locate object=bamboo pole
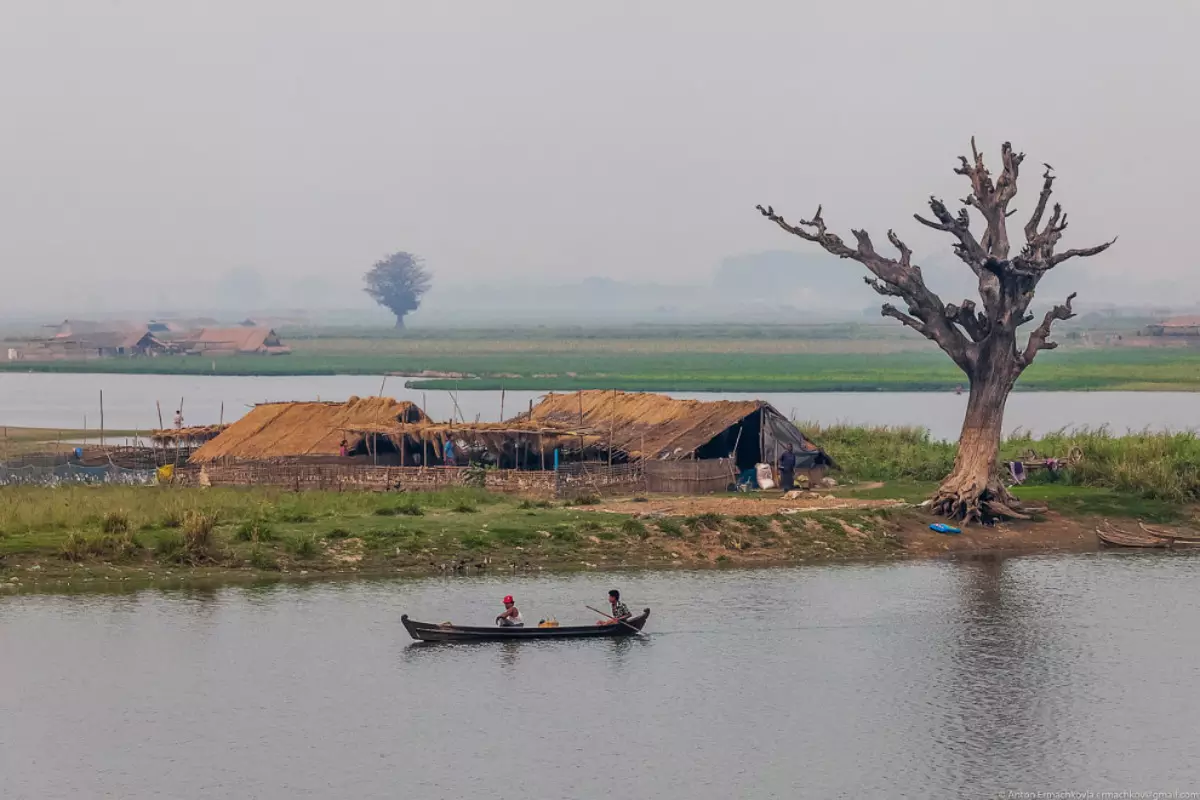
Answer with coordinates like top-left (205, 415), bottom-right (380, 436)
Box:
top-left (500, 388), bottom-right (505, 422)
top-left (577, 390), bottom-right (585, 462)
top-left (99, 389), bottom-right (105, 448)
top-left (156, 400), bottom-right (164, 430)
top-left (220, 402), bottom-right (224, 426)
top-left (608, 389), bottom-right (615, 469)
top-left (2, 426), bottom-right (7, 466)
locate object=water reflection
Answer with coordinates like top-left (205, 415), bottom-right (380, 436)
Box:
top-left (7, 558), bottom-right (1200, 798)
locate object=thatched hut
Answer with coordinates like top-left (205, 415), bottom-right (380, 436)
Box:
top-left (522, 390), bottom-right (833, 472)
top-left (189, 397), bottom-right (428, 463)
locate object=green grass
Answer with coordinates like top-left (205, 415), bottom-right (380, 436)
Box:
top-left (3, 328), bottom-right (1199, 391)
top-left (813, 425), bottom-right (1200, 505)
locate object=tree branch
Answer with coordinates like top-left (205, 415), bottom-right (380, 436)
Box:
top-left (756, 202), bottom-right (972, 369)
top-left (1022, 292), bottom-right (1076, 365)
top-left (881, 303), bottom-right (925, 334)
top-left (914, 197), bottom-right (986, 275)
top-left (944, 299), bottom-right (989, 342)
top-left (1049, 238), bottom-right (1118, 267)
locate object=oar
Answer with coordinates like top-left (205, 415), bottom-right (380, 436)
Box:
top-left (586, 605), bottom-right (642, 635)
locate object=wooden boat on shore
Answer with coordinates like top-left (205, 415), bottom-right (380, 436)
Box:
top-left (402, 609), bottom-right (651, 643)
top-left (1139, 522), bottom-right (1200, 543)
top-left (1096, 522), bottom-right (1169, 549)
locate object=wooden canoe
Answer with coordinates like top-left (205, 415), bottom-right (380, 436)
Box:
top-left (402, 609), bottom-right (650, 643)
top-left (1139, 522), bottom-right (1200, 543)
top-left (1096, 523), bottom-right (1170, 549)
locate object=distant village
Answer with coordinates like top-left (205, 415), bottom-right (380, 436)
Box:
top-left (5, 318), bottom-right (290, 362)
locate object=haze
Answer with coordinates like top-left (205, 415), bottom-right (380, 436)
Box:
top-left (2, 0), bottom-right (1196, 321)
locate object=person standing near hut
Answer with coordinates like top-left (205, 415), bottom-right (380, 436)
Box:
top-left (778, 443), bottom-right (797, 492)
top-left (443, 438), bottom-right (456, 466)
top-left (339, 439), bottom-right (348, 457)
top-left (173, 409), bottom-right (184, 430)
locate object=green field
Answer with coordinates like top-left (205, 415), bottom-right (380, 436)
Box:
top-left (3, 325), bottom-right (1198, 392)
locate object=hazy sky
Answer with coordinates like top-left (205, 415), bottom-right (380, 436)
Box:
top-left (3, 0), bottom-right (1197, 313)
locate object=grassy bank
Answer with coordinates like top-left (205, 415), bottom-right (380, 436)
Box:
top-left (3, 332), bottom-right (1199, 391)
top-left (0, 485), bottom-right (917, 584)
top-left (1, 427), bottom-right (140, 457)
top-left (809, 424), bottom-right (1200, 505)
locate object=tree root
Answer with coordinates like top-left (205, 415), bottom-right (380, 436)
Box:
top-left (929, 478), bottom-right (1039, 524)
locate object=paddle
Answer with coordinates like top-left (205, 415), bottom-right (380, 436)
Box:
top-left (586, 604), bottom-right (642, 635)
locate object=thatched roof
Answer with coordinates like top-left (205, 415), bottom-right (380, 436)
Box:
top-left (183, 327), bottom-right (289, 354)
top-left (349, 421), bottom-right (600, 459)
top-left (190, 397), bottom-right (428, 462)
top-left (522, 390), bottom-right (826, 461)
top-left (150, 424), bottom-right (228, 444)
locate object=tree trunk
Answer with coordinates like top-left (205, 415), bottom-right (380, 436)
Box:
top-left (931, 356), bottom-right (1023, 523)
top-left (394, 315), bottom-right (406, 330)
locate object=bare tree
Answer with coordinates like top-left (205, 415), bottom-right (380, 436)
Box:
top-left (364, 252), bottom-right (432, 330)
top-left (757, 140), bottom-right (1115, 522)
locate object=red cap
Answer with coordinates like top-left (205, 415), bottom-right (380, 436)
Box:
top-left (503, 595), bottom-right (514, 604)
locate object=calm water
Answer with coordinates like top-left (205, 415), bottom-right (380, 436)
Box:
top-left (1, 372), bottom-right (1197, 440)
top-left (3, 555), bottom-right (1200, 798)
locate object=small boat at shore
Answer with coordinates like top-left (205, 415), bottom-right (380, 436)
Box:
top-left (1139, 522), bottom-right (1200, 543)
top-left (1096, 522), bottom-right (1169, 549)
top-left (402, 609), bottom-right (650, 642)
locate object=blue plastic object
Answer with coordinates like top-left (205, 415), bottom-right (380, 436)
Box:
top-left (929, 523), bottom-right (962, 535)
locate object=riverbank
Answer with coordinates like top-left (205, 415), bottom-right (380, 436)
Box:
top-left (3, 337), bottom-right (1199, 391)
top-left (1, 483), bottom-right (1194, 590)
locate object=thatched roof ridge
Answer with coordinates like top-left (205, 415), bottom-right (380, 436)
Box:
top-left (190, 397), bottom-right (427, 462)
top-left (522, 390), bottom-right (783, 460)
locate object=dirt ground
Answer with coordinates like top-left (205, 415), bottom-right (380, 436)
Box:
top-left (587, 492), bottom-right (904, 518)
top-left (584, 491), bottom-right (1114, 560)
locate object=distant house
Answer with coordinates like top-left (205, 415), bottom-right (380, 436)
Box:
top-left (51, 319), bottom-right (142, 340)
top-left (181, 327), bottom-right (291, 356)
top-left (1146, 316), bottom-right (1200, 337)
top-left (58, 330), bottom-right (169, 357)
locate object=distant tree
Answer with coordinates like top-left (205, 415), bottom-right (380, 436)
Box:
top-left (363, 252), bottom-right (432, 329)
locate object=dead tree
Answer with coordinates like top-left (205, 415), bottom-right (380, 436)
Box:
top-left (757, 140), bottom-right (1115, 522)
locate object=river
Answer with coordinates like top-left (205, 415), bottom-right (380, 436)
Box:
top-left (3, 554), bottom-right (1199, 798)
top-left (1, 372), bottom-right (1196, 440)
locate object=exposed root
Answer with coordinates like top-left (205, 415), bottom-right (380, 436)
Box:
top-left (930, 475), bottom-right (1037, 524)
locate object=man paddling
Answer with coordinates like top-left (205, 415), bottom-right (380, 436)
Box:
top-left (597, 589), bottom-right (632, 625)
top-left (496, 595), bottom-right (524, 627)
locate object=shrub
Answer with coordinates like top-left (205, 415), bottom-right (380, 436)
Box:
top-left (327, 527), bottom-right (351, 539)
top-left (248, 546), bottom-right (280, 571)
top-left (452, 503), bottom-right (479, 514)
top-left (656, 518), bottom-right (685, 538)
top-left (694, 512), bottom-right (724, 531)
top-left (60, 531), bottom-right (140, 561)
top-left (160, 508), bottom-right (184, 529)
top-left (459, 533), bottom-right (490, 550)
top-left (101, 510), bottom-right (130, 534)
top-left (550, 528), bottom-right (577, 543)
top-left (235, 520), bottom-right (275, 542)
top-left (287, 534), bottom-right (319, 559)
top-left (179, 511), bottom-right (218, 563)
top-left (154, 531), bottom-right (184, 560)
top-left (518, 499), bottom-right (553, 510)
top-left (565, 494), bottom-right (601, 507)
top-left (621, 518), bottom-right (649, 538)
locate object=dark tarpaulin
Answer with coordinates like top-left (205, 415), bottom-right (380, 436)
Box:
top-left (760, 408), bottom-right (836, 470)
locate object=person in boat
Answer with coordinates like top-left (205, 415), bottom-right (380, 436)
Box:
top-left (598, 589), bottom-right (632, 625)
top-left (778, 443), bottom-right (797, 492)
top-left (496, 595), bottom-right (523, 627)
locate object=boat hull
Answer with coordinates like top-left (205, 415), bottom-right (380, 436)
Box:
top-left (402, 609), bottom-right (650, 642)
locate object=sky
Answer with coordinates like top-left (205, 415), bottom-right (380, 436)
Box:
top-left (2, 0), bottom-right (1197, 316)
